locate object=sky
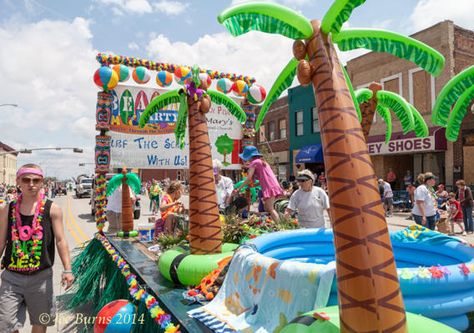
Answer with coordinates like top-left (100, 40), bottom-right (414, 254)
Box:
top-left (0, 0), bottom-right (473, 180)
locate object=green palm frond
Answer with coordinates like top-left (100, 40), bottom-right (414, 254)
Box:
top-left (376, 90), bottom-right (414, 134)
top-left (321, 0), bottom-right (366, 34)
top-left (175, 93), bottom-right (188, 149)
top-left (343, 66), bottom-right (362, 122)
top-left (432, 65), bottom-right (474, 126)
top-left (376, 104), bottom-right (392, 144)
top-left (139, 90), bottom-right (181, 128)
top-left (218, 2), bottom-right (313, 40)
top-left (255, 58), bottom-right (298, 130)
top-left (125, 173), bottom-right (141, 195)
top-left (207, 90), bottom-right (246, 123)
top-left (333, 28), bottom-right (445, 76)
top-left (106, 174), bottom-right (124, 196)
top-left (410, 105), bottom-right (429, 138)
top-left (355, 88), bottom-right (373, 104)
top-left (446, 85), bottom-right (474, 141)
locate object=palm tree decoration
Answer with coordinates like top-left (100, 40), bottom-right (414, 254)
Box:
top-left (219, 1), bottom-right (444, 331)
top-left (140, 65), bottom-right (246, 254)
top-left (432, 65), bottom-right (474, 141)
top-left (355, 85), bottom-right (429, 143)
top-left (106, 169), bottom-right (141, 233)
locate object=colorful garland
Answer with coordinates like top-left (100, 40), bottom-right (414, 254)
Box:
top-left (95, 173), bottom-right (107, 232)
top-left (399, 263), bottom-right (473, 280)
top-left (95, 233), bottom-right (180, 333)
top-left (96, 53), bottom-right (256, 85)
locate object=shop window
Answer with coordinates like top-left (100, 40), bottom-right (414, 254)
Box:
top-left (279, 119), bottom-right (287, 139)
top-left (312, 107), bottom-right (319, 132)
top-left (296, 111), bottom-right (304, 136)
top-left (268, 121), bottom-right (276, 141)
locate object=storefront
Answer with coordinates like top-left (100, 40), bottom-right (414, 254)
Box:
top-left (293, 144), bottom-right (324, 176)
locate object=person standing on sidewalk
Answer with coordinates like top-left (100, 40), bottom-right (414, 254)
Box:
top-left (378, 179), bottom-right (394, 217)
top-left (456, 179), bottom-right (474, 234)
top-left (412, 172), bottom-right (438, 230)
top-left (0, 164), bottom-right (74, 333)
top-left (387, 168), bottom-right (397, 190)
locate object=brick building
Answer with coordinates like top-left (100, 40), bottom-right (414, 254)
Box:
top-left (256, 95), bottom-right (290, 180)
top-left (346, 20), bottom-right (474, 188)
top-left (0, 142), bottom-right (18, 186)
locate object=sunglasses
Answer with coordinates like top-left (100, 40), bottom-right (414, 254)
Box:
top-left (21, 177), bottom-right (43, 185)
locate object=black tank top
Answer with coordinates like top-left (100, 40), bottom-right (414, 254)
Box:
top-left (2, 200), bottom-right (55, 274)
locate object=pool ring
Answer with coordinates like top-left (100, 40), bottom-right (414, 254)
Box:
top-left (280, 306), bottom-right (459, 332)
top-left (117, 230), bottom-right (139, 238)
top-left (158, 243), bottom-right (239, 286)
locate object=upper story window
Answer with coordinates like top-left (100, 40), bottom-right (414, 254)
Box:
top-left (279, 119), bottom-right (287, 139)
top-left (312, 107), bottom-right (319, 132)
top-left (296, 111), bottom-right (304, 136)
top-left (268, 121), bottom-right (276, 141)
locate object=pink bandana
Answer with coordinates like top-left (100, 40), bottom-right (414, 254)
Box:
top-left (16, 168), bottom-right (44, 178)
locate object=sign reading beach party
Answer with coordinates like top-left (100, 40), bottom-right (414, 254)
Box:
top-left (109, 84), bottom-right (242, 169)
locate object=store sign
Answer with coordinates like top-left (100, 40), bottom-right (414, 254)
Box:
top-left (368, 137), bottom-right (435, 155)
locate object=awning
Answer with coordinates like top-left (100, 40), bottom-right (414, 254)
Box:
top-left (295, 144), bottom-right (324, 163)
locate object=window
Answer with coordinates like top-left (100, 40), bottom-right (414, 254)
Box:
top-left (268, 121), bottom-right (276, 141)
top-left (296, 111), bottom-right (304, 136)
top-left (279, 119), bottom-right (287, 139)
top-left (259, 125), bottom-right (266, 142)
top-left (312, 107), bottom-right (319, 132)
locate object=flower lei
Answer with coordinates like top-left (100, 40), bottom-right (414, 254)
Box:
top-left (10, 193), bottom-right (46, 259)
top-left (95, 233), bottom-right (180, 333)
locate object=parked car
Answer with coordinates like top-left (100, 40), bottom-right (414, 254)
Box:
top-left (76, 178), bottom-right (93, 198)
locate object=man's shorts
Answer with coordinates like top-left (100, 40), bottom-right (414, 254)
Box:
top-left (0, 268), bottom-right (56, 331)
top-left (384, 197), bottom-right (394, 206)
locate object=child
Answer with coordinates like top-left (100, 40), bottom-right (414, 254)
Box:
top-left (233, 146), bottom-right (283, 222)
top-left (158, 181), bottom-right (185, 237)
top-left (447, 192), bottom-right (466, 236)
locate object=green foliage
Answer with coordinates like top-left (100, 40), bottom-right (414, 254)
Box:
top-left (355, 88), bottom-right (373, 104)
top-left (106, 174), bottom-right (124, 196)
top-left (215, 134), bottom-right (235, 166)
top-left (125, 172), bottom-right (142, 195)
top-left (321, 0), bottom-right (366, 34)
top-left (154, 233), bottom-right (187, 251)
top-left (175, 92), bottom-right (188, 149)
top-left (342, 66), bottom-right (362, 122)
top-left (139, 90), bottom-right (181, 128)
top-left (207, 90), bottom-right (247, 123)
top-left (446, 85), bottom-right (474, 141)
top-left (376, 90), bottom-right (415, 134)
top-left (376, 104), bottom-right (392, 144)
top-left (410, 105), bottom-right (429, 138)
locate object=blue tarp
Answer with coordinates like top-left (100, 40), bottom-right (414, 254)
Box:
top-left (295, 144), bottom-right (324, 163)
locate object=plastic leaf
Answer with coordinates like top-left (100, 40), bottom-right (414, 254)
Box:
top-left (355, 88), bottom-right (373, 104)
top-left (321, 0), bottom-right (366, 34)
top-left (376, 90), bottom-right (415, 134)
top-left (255, 58), bottom-right (298, 130)
top-left (333, 28), bottom-right (445, 76)
top-left (342, 66), bottom-right (362, 122)
top-left (139, 90), bottom-right (181, 128)
top-left (218, 2), bottom-right (313, 40)
top-left (410, 105), bottom-right (429, 138)
top-left (207, 90), bottom-right (247, 123)
top-left (125, 173), bottom-right (141, 195)
top-left (106, 174), bottom-right (124, 196)
top-left (175, 93), bottom-right (188, 149)
top-left (445, 84), bottom-right (474, 141)
top-left (376, 104), bottom-right (392, 144)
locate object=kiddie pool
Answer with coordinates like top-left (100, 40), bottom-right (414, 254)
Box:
top-left (248, 226), bottom-right (474, 332)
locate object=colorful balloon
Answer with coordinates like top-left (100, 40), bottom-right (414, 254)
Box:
top-left (174, 66), bottom-right (192, 85)
top-left (247, 84), bottom-right (267, 104)
top-left (199, 73), bottom-right (212, 87)
top-left (232, 79), bottom-right (249, 97)
top-left (216, 78), bottom-right (233, 94)
top-left (94, 299), bottom-right (135, 333)
top-left (93, 66), bottom-right (119, 91)
top-left (132, 66), bottom-right (151, 84)
top-left (156, 70), bottom-right (173, 87)
top-left (112, 64), bottom-right (130, 82)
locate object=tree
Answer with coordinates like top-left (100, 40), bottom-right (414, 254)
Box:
top-left (140, 65), bottom-right (246, 254)
top-left (218, 1), bottom-right (444, 332)
top-left (215, 134), bottom-right (234, 166)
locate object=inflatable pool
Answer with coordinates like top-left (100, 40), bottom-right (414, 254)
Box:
top-left (249, 226), bottom-right (474, 332)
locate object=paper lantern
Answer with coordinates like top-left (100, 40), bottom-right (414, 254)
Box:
top-left (93, 66), bottom-right (119, 91)
top-left (94, 299), bottom-right (135, 333)
top-left (132, 66), bottom-right (150, 84)
top-left (112, 64), bottom-right (130, 82)
top-left (199, 73), bottom-right (212, 88)
top-left (232, 80), bottom-right (249, 97)
top-left (216, 78), bottom-right (233, 94)
top-left (247, 84), bottom-right (267, 104)
top-left (156, 70), bottom-right (173, 87)
top-left (174, 66), bottom-right (191, 85)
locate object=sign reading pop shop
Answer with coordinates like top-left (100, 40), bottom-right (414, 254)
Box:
top-left (109, 85), bottom-right (242, 169)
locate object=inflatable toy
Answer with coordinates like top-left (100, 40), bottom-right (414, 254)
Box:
top-left (216, 78), bottom-right (233, 94)
top-left (93, 66), bottom-right (119, 91)
top-left (112, 64), bottom-right (130, 82)
top-left (247, 84), bottom-right (267, 104)
top-left (199, 72), bottom-right (212, 88)
top-left (155, 70), bottom-right (173, 87)
top-left (94, 299), bottom-right (135, 333)
top-left (231, 79), bottom-right (249, 97)
top-left (174, 66), bottom-right (192, 85)
top-left (132, 66), bottom-right (150, 84)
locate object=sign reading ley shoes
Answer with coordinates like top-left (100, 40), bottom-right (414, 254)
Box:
top-left (367, 128), bottom-right (447, 155)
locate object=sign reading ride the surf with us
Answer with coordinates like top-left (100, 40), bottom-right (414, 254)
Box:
top-left (109, 85), bottom-right (242, 169)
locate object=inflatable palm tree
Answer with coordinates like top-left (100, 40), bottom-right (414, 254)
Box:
top-left (140, 65), bottom-right (246, 254)
top-left (355, 86), bottom-right (429, 143)
top-left (432, 65), bottom-right (474, 141)
top-left (219, 1), bottom-right (444, 332)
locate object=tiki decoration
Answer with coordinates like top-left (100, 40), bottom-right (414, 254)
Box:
top-left (95, 135), bottom-right (111, 173)
top-left (140, 65), bottom-right (247, 255)
top-left (96, 91), bottom-right (113, 131)
top-left (219, 1), bottom-right (445, 331)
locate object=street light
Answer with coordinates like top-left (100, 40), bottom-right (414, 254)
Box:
top-left (0, 103), bottom-right (18, 108)
top-left (0, 147), bottom-right (84, 156)
top-left (78, 162), bottom-right (95, 166)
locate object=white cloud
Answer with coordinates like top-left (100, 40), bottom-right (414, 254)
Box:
top-left (96, 0), bottom-right (188, 16)
top-left (128, 42), bottom-right (140, 50)
top-left (154, 0), bottom-right (189, 15)
top-left (410, 0), bottom-right (474, 31)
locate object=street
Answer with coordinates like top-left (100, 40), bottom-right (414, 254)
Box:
top-left (7, 192), bottom-right (474, 332)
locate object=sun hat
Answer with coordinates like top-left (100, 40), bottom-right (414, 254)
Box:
top-left (296, 169), bottom-right (315, 182)
top-left (239, 145), bottom-right (262, 162)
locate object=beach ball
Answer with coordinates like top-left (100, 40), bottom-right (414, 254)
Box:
top-left (112, 64), bottom-right (130, 82)
top-left (232, 80), bottom-right (249, 97)
top-left (132, 66), bottom-right (151, 84)
top-left (199, 73), bottom-right (212, 88)
top-left (156, 70), bottom-right (173, 87)
top-left (247, 84), bottom-right (267, 104)
top-left (93, 66), bottom-right (119, 91)
top-left (174, 66), bottom-right (192, 85)
top-left (216, 78), bottom-right (233, 94)
top-left (94, 299), bottom-right (135, 333)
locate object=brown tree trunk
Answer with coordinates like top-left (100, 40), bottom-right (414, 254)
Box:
top-left (306, 20), bottom-right (407, 332)
top-left (187, 97), bottom-right (222, 254)
top-left (360, 82), bottom-right (382, 141)
top-left (121, 170), bottom-right (134, 232)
